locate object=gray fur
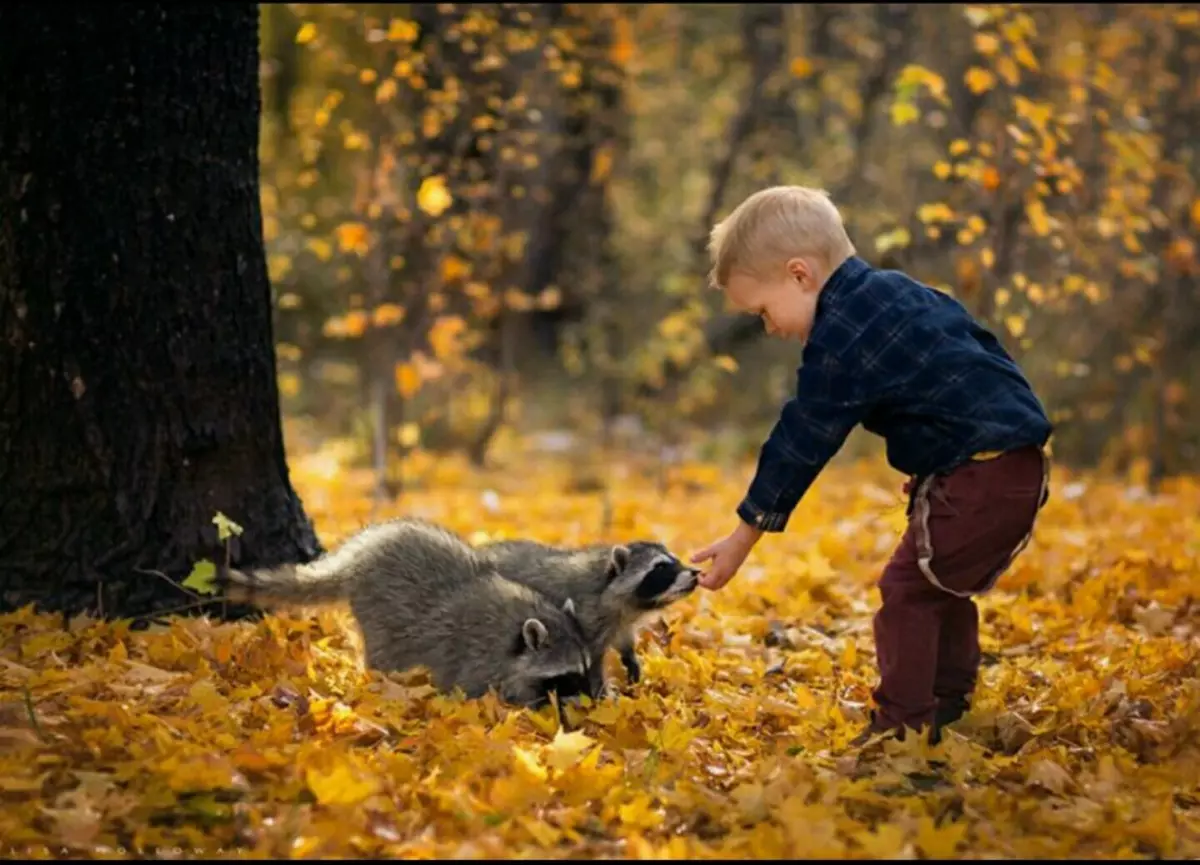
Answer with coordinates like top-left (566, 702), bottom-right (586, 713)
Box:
top-left (214, 518), bottom-right (594, 709)
top-left (477, 539), bottom-right (699, 696)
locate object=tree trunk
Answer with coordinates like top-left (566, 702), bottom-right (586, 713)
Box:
top-left (0, 3), bottom-right (322, 621)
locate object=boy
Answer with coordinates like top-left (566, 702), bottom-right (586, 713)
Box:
top-left (690, 186), bottom-right (1052, 744)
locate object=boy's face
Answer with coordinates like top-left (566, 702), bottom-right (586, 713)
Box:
top-left (724, 257), bottom-right (822, 342)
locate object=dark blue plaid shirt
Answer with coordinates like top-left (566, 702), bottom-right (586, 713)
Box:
top-left (738, 255), bottom-right (1053, 533)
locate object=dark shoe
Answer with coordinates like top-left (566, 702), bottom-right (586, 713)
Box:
top-left (851, 710), bottom-right (906, 748)
top-left (931, 696), bottom-right (970, 745)
top-left (935, 696), bottom-right (970, 728)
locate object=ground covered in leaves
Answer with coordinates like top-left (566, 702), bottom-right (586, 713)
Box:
top-left (3, 433), bottom-right (1199, 859)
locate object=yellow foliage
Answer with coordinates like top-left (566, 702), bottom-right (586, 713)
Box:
top-left (896, 64), bottom-right (947, 103)
top-left (997, 56), bottom-right (1021, 87)
top-left (342, 310), bottom-right (369, 339)
top-left (1026, 198), bottom-right (1052, 236)
top-left (307, 238), bottom-right (334, 262)
top-left (395, 363), bottom-right (421, 398)
top-left (334, 222), bottom-right (369, 256)
top-left (440, 254), bottom-right (471, 283)
top-left (964, 66), bottom-right (996, 95)
top-left (396, 423), bottom-right (421, 449)
top-left (3, 442), bottom-right (1199, 858)
top-left (417, 175), bottom-right (453, 218)
top-left (875, 226), bottom-right (912, 254)
top-left (372, 304), bottom-right (406, 328)
top-left (789, 57), bottom-right (814, 79)
top-left (387, 18), bottom-right (419, 43)
top-left (590, 146), bottom-right (614, 184)
top-left (611, 15), bottom-right (635, 67)
top-left (973, 32), bottom-right (1001, 56)
top-left (917, 202), bottom-right (956, 224)
top-left (278, 373), bottom-right (301, 399)
top-left (505, 289), bottom-right (536, 312)
top-left (657, 312), bottom-right (691, 340)
top-left (428, 315), bottom-right (468, 360)
top-left (268, 253), bottom-right (293, 283)
top-left (1014, 43), bottom-right (1040, 72)
top-left (305, 755), bottom-right (381, 806)
top-left (296, 22), bottom-right (317, 45)
top-left (421, 107), bottom-right (443, 139)
top-left (376, 78), bottom-right (399, 105)
top-left (889, 102), bottom-right (920, 126)
top-left (964, 6), bottom-right (992, 28)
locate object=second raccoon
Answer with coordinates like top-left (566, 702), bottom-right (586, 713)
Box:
top-left (478, 538), bottom-right (699, 696)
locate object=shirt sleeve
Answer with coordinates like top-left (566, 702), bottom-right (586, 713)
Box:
top-left (736, 346), bottom-right (868, 533)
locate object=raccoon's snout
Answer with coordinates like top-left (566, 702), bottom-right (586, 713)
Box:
top-left (671, 567), bottom-right (700, 597)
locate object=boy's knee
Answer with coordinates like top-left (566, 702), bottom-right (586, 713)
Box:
top-left (878, 569), bottom-right (944, 608)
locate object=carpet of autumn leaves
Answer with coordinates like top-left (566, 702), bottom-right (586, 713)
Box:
top-left (2, 427), bottom-right (1200, 860)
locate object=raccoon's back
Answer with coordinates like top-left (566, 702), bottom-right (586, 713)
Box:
top-left (356, 572), bottom-right (559, 692)
top-left (481, 540), bottom-right (609, 598)
top-left (345, 518), bottom-right (486, 612)
top-left (217, 518), bottom-right (480, 610)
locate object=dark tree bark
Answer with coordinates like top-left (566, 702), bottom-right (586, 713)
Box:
top-left (0, 3), bottom-right (322, 620)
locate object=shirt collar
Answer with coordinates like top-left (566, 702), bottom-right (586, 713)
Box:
top-left (816, 255), bottom-right (871, 316)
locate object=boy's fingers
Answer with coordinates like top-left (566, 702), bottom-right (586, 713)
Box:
top-left (690, 546), bottom-right (716, 564)
top-left (698, 563), bottom-right (727, 590)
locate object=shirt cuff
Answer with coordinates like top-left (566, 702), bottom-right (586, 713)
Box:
top-left (736, 497), bottom-right (790, 533)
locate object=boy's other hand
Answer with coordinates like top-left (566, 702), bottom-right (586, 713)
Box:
top-left (690, 522), bottom-right (762, 591)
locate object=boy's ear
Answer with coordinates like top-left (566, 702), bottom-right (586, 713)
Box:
top-left (787, 256), bottom-right (825, 294)
top-left (785, 256), bottom-right (812, 283)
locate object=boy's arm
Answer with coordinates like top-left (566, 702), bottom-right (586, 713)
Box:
top-left (736, 349), bottom-right (868, 533)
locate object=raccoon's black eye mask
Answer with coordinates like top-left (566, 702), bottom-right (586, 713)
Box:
top-left (635, 561), bottom-right (686, 600)
top-left (536, 671), bottom-right (594, 702)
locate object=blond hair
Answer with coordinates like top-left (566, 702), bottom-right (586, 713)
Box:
top-left (707, 186), bottom-right (857, 290)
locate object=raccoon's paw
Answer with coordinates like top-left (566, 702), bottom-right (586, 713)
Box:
top-left (619, 648), bottom-right (642, 684)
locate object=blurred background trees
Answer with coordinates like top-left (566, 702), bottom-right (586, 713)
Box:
top-left (259, 3), bottom-right (1199, 491)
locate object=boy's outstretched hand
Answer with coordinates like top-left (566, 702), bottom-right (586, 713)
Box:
top-left (690, 521), bottom-right (763, 591)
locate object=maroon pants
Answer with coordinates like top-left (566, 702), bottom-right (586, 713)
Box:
top-left (871, 445), bottom-right (1049, 734)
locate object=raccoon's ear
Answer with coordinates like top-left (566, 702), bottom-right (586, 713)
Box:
top-left (562, 598), bottom-right (577, 618)
top-left (522, 617), bottom-right (550, 651)
top-left (605, 545), bottom-right (630, 582)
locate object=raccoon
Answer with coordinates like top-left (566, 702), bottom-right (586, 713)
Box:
top-left (214, 518), bottom-right (595, 710)
top-left (478, 539), bottom-right (700, 695)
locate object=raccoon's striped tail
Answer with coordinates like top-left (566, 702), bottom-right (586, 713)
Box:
top-left (214, 558), bottom-right (353, 607)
